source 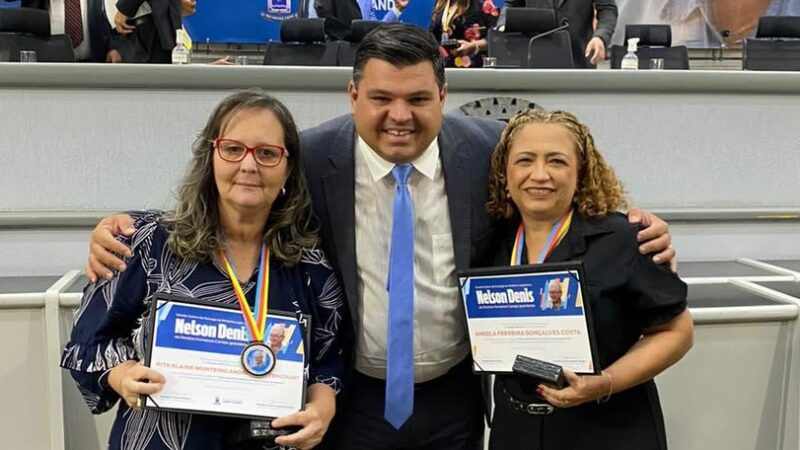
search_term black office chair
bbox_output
[488,7,573,69]
[0,6,75,61]
[743,16,800,71]
[0,33,74,61]
[755,15,800,38]
[337,19,381,67]
[263,18,339,66]
[609,24,689,70]
[0,7,50,35]
[625,24,672,47]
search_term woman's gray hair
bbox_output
[162,88,318,266]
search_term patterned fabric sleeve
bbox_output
[60,211,163,414]
[299,248,345,395]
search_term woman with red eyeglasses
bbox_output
[61,89,345,450]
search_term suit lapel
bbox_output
[439,118,472,271]
[321,119,360,326]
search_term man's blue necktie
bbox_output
[385,164,414,429]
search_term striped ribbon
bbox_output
[220,244,270,342]
[510,209,574,266]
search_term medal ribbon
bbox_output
[510,209,574,266]
[441,0,457,34]
[220,243,270,342]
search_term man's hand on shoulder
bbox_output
[86,214,136,283]
[628,207,677,273]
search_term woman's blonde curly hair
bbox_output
[486,108,627,220]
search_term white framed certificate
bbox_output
[141,293,309,419]
[458,262,600,375]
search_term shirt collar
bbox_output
[356,135,440,182]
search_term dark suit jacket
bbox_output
[116,0,179,50]
[21,0,113,61]
[503,0,618,68]
[315,0,361,25]
[314,0,362,40]
[301,113,504,420]
[301,113,503,335]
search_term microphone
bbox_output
[719,29,731,61]
[526,19,570,68]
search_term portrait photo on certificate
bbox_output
[141,293,309,419]
[458,262,600,375]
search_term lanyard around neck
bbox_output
[220,243,270,342]
[441,0,458,33]
[510,209,574,266]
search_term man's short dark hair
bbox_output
[352,23,445,89]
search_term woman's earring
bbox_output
[281,187,286,196]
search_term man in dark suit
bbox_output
[315,0,408,23]
[110,0,188,62]
[21,0,119,62]
[501,0,618,68]
[301,24,501,450]
[314,0,407,39]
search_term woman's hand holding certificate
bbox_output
[535,369,611,408]
[108,360,165,409]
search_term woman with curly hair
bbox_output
[485,109,693,450]
[430,0,500,67]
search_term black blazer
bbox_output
[502,0,618,68]
[314,0,362,24]
[116,0,180,50]
[314,0,362,40]
[21,0,113,61]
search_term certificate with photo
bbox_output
[142,293,309,419]
[458,262,600,375]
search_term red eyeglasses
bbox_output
[213,138,289,167]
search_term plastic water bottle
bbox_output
[172,29,190,65]
[621,37,639,70]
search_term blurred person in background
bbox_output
[315,0,409,39]
[18,0,121,61]
[430,0,500,68]
[109,0,195,62]
[499,0,618,68]
[613,0,800,48]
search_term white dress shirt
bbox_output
[49,0,92,60]
[354,136,470,383]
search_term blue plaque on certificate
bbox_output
[141,293,309,419]
[458,262,600,375]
